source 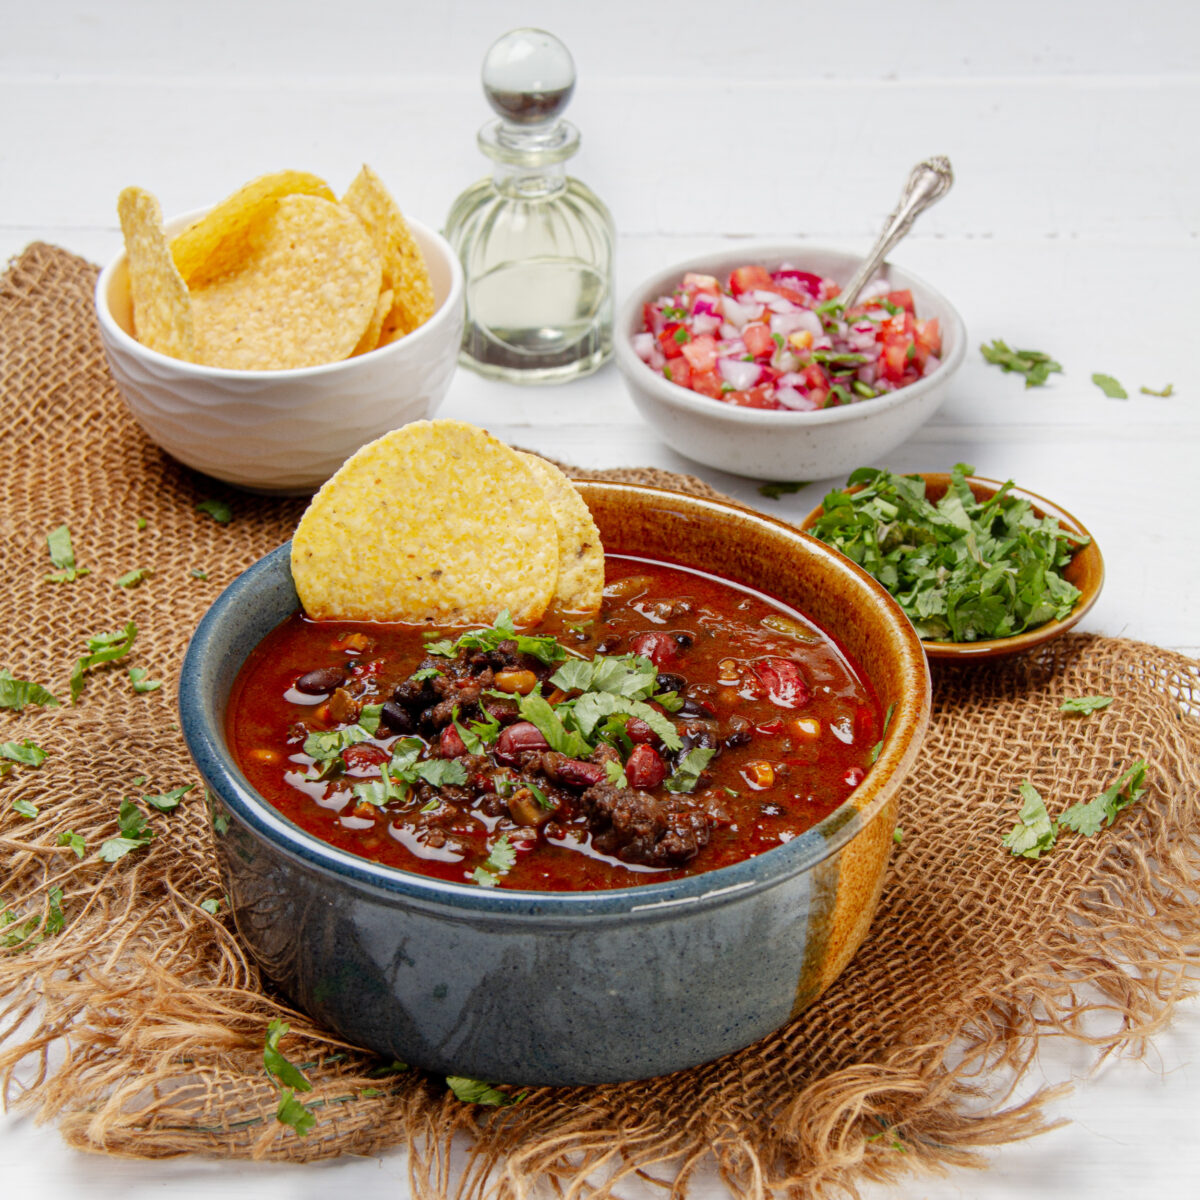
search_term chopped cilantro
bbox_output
[128,666,162,694]
[0,886,64,951]
[0,669,60,712]
[426,610,566,666]
[143,783,194,812]
[264,1018,313,1093]
[357,703,384,735]
[758,480,810,501]
[12,799,38,819]
[868,702,896,764]
[410,666,441,682]
[472,834,517,887]
[0,739,47,768]
[980,340,1062,388]
[453,706,500,754]
[416,758,468,788]
[57,830,86,858]
[303,723,372,765]
[199,898,221,915]
[44,524,90,583]
[1140,383,1174,397]
[276,1089,316,1136]
[526,780,554,810]
[195,498,232,524]
[1060,695,1113,716]
[136,517,148,531]
[97,796,154,862]
[1058,760,1148,837]
[1091,373,1128,399]
[115,567,152,588]
[664,746,715,794]
[70,621,138,703]
[604,759,629,789]
[446,1076,518,1106]
[892,828,904,844]
[673,327,691,344]
[190,568,209,581]
[1002,781,1057,859]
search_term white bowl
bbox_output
[614,244,966,482]
[95,209,464,494]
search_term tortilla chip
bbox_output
[170,170,335,288]
[352,287,392,357]
[518,453,604,614]
[190,195,381,370]
[292,421,558,624]
[117,187,196,361]
[342,165,435,338]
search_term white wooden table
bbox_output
[2,2,1198,1196]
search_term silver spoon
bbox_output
[838,156,954,312]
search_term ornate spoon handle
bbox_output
[838,156,954,312]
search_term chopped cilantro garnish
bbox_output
[868,702,896,764]
[264,1018,313,1093]
[357,703,384,735]
[446,1076,518,1106]
[472,833,517,887]
[410,666,441,682]
[758,480,810,501]
[0,886,64,951]
[142,783,194,812]
[128,666,162,694]
[416,758,468,788]
[195,498,232,524]
[276,1089,316,1136]
[1,739,47,768]
[302,723,372,766]
[1058,760,1148,837]
[43,524,89,583]
[115,567,152,588]
[1002,781,1057,859]
[190,568,209,581]
[1091,373,1127,399]
[70,621,138,703]
[0,669,60,712]
[97,796,154,862]
[57,830,86,858]
[136,517,148,532]
[1060,695,1113,716]
[426,610,565,666]
[604,760,628,789]
[664,746,715,794]
[809,464,1086,642]
[453,706,500,754]
[1140,383,1174,397]
[980,340,1062,388]
[12,799,38,818]
[199,897,221,915]
[673,327,691,344]
[527,780,554,810]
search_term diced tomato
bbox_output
[753,658,812,709]
[642,302,663,336]
[804,364,829,391]
[690,370,723,399]
[630,631,680,668]
[755,718,784,736]
[728,265,773,296]
[682,272,720,294]
[915,317,941,357]
[887,289,915,314]
[742,323,775,358]
[665,357,692,389]
[772,269,824,298]
[725,384,777,409]
[681,333,718,373]
[881,341,909,382]
[658,325,686,359]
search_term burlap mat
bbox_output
[1,243,1198,1198]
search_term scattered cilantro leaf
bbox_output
[357,703,383,736]
[415,758,468,788]
[0,668,61,712]
[43,524,90,583]
[446,1076,519,1106]
[1058,760,1148,837]
[1060,695,1113,716]
[453,706,500,754]
[664,746,716,794]
[509,691,593,758]
[57,830,86,858]
[892,828,904,844]
[276,1088,316,1136]
[868,702,896,764]
[264,1018,313,1093]
[526,780,553,810]
[410,666,441,682]
[303,723,372,765]
[980,340,1063,388]
[12,799,38,818]
[758,480,810,501]
[604,760,629,789]
[472,834,516,887]
[143,783,194,812]
[1,739,47,768]
[97,796,154,862]
[128,666,162,694]
[1140,383,1174,397]
[136,517,148,531]
[0,886,64,951]
[1091,372,1128,399]
[426,611,566,666]
[366,1060,409,1078]
[195,498,232,524]
[115,567,152,588]
[199,898,220,915]
[1002,781,1057,859]
[70,621,138,703]
[190,568,209,581]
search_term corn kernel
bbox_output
[788,330,814,350]
[742,760,776,789]
[790,717,821,741]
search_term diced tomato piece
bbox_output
[742,323,775,358]
[725,383,777,409]
[772,269,824,298]
[643,302,664,336]
[728,265,774,296]
[911,341,930,371]
[804,364,829,391]
[341,743,389,774]
[915,317,941,357]
[810,388,829,407]
[658,325,686,359]
[887,289,915,314]
[664,357,692,389]
[630,631,680,668]
[681,333,718,373]
[755,718,784,736]
[753,658,812,709]
[690,370,723,399]
[625,744,667,790]
[682,272,720,294]
[881,341,909,382]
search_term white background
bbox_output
[1,1,1198,1196]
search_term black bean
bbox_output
[378,700,414,734]
[677,697,716,718]
[673,632,694,649]
[724,728,753,749]
[656,672,687,694]
[294,666,346,695]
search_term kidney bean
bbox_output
[630,631,680,668]
[844,766,867,788]
[753,657,811,709]
[677,696,715,718]
[342,743,389,774]
[294,665,346,695]
[625,744,666,789]
[494,721,550,765]
[625,717,659,745]
[549,757,605,789]
[440,724,467,758]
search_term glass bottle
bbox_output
[445,28,615,385]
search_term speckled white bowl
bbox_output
[95,209,464,494]
[614,244,966,482]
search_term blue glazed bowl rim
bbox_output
[181,526,901,922]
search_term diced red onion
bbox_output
[720,296,762,327]
[776,386,819,411]
[718,358,762,390]
[770,310,823,338]
[692,294,720,318]
[632,332,656,361]
[690,313,721,336]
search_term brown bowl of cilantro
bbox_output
[799,464,1103,659]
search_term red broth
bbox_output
[227,557,880,891]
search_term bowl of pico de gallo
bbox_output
[614,244,966,481]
